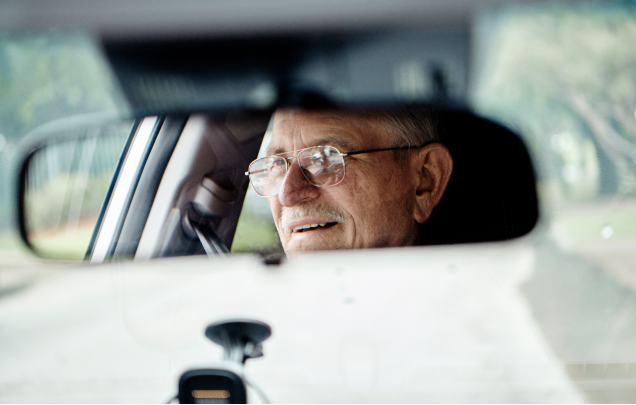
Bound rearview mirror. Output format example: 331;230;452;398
18;119;134;260
17;108;540;262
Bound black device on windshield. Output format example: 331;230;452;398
176;319;272;404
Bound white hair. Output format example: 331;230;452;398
381;108;439;146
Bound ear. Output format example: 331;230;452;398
411;143;453;223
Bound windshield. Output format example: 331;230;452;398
474;3;636;290
1;2;636;403
473;5;636;402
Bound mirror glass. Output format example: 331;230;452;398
23;121;133;259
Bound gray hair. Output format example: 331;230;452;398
378;108;440;160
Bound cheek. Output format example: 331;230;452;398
349;165;413;227
352;161;409;202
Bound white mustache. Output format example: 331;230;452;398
281;203;346;230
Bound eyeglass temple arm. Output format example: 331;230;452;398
343;144;425;157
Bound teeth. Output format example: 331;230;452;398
293;223;328;232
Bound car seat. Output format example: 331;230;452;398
417;110;539;245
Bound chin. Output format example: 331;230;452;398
283;241;346;255
281;226;349;255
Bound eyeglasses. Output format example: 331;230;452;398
245;144;424;197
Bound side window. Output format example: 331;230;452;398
23;121;133;259
232;119;283;257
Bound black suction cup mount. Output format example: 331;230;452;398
177;319;272;403
205;319;272;364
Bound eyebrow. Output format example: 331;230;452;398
267;136;358;156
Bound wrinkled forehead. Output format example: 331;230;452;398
267;109;389;155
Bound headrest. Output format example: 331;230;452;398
417;110;539;245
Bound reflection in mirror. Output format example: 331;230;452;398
23;121;133;259
236;108;539;257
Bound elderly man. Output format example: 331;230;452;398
246;108;453;255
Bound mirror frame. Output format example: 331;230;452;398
15;113;137;260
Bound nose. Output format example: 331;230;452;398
276;159;320;206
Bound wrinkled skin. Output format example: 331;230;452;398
266;109;453;255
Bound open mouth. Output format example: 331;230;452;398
293;222;338;233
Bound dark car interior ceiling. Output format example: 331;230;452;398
103;30;470;116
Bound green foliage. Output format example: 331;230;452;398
475;4;636;203
0;150;11;228
0;31;126;140
554;202;636;242
25;171;113;233
0;227;38;266
21;169;115;260
30;223;95;260
479;6;636;107
232;192;283;256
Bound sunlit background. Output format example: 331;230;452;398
1;2;636;403
473;3;636;295
23;121;132;259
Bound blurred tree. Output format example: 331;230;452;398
476;5;636;201
0;31;125;140
0;31;127;228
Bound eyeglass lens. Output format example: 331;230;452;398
248;146;346;197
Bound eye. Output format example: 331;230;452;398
268;161;284;172
264;158;286;177
310;153;326;166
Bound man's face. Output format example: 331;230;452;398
267;109;420;255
